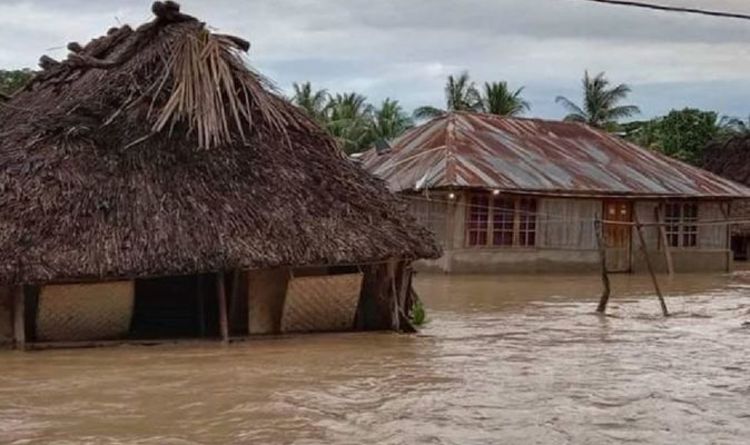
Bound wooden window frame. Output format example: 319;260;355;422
664;202;698;249
465;192;537;248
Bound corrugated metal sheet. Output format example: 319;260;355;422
360;112;750;198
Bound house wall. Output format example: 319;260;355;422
247;268;289;335
0;287;13;346
409;192;732;274
630;200;731;273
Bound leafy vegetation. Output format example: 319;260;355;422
0;69;34;96
290;82;412;154
410;299;427;326
556;71;640;130
623;108;722;165
291;81;329;124
413;72;530;120
481;81;530;117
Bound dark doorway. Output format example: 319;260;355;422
131;274;218;339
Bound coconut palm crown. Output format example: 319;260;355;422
413;72;481;120
556;71;640;130
481;81;530;117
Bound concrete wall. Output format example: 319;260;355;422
412;192;733;274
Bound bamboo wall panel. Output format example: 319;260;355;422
281;273;363;333
539;199;598;249
407;196;449;247
634;201;660;248
699;202;727;249
36;281;134;342
248;268;289;335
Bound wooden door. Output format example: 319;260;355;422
603;200;632;272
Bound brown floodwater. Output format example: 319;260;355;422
2;272;750;444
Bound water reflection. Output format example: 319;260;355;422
1;272;749;444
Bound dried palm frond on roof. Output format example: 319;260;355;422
0;2;440;285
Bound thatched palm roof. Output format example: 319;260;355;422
0;2;439;285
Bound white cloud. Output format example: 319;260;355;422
1;0;749;118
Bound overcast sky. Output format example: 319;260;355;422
1;0;749;120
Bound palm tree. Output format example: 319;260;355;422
481;81;530;117
720;115;750;136
371;98;413;141
555;71;640;130
291;81;329;123
414;72;481;119
326;92;375;154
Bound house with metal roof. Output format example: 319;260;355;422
360;112;750;274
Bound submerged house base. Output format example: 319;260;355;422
0;261;417;351
407;191;733;275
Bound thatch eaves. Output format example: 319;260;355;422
0;2;440;285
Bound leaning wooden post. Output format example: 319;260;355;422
216;272;229;343
633;213;669;317
594;218;611;313
12;286;25;350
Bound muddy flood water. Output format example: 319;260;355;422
2;272;750;444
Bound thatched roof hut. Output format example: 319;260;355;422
0;2;439;286
0;2;439;348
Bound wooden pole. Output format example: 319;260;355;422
633;212;669;317
229;270;242;333
196;275;205;337
216;272;229;343
656;206;675;277
595;218;611;313
12;286;25;350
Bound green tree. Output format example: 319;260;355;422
326;92;375;154
291;81;329;123
414;72;481;119
370;98;413;142
654;108;720;164
624;108;721;165
719;114;750;136
481;81;530;116
0;69;34;97
555;71;640;130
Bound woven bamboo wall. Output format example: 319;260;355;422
248;268;289;335
281;273;363;333
0;287;12;344
36;281;134;342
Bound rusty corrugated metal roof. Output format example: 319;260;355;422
359;112;750;198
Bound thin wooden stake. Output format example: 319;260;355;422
634;213;669;317
216;272;229;343
595;219;611;313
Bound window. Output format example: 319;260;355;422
467;194;489;246
664;202;698;248
492;197;515;246
466;193;537;248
